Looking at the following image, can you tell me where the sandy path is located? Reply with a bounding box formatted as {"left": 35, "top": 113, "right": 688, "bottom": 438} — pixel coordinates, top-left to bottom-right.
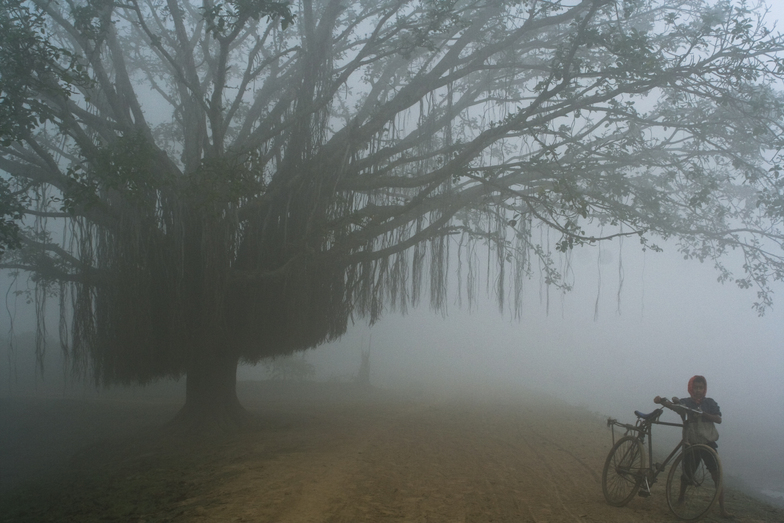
{"left": 165, "top": 391, "right": 778, "bottom": 523}
{"left": 1, "top": 386, "right": 781, "bottom": 523}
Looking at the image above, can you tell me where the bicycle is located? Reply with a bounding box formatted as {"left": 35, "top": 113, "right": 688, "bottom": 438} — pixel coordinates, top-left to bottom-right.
{"left": 601, "top": 398, "right": 723, "bottom": 521}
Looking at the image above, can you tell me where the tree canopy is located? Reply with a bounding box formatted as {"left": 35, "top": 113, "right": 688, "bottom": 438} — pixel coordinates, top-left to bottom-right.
{"left": 1, "top": 0, "right": 783, "bottom": 425}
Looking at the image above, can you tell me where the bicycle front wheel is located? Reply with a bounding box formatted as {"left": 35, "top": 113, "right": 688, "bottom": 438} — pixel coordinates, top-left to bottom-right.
{"left": 602, "top": 436, "right": 646, "bottom": 506}
{"left": 666, "top": 444, "right": 722, "bottom": 521}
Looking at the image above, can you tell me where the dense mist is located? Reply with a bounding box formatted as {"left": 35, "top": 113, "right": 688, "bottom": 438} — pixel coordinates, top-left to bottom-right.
{"left": 2, "top": 218, "right": 782, "bottom": 508}
{"left": 276, "top": 240, "right": 784, "bottom": 504}
{"left": 2, "top": 0, "right": 784, "bottom": 515}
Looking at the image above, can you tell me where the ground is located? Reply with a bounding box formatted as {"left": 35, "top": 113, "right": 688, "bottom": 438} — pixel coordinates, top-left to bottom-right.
{"left": 0, "top": 382, "right": 781, "bottom": 523}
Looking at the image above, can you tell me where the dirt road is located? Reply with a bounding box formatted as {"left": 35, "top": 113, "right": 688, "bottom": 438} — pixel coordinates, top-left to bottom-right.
{"left": 1, "top": 383, "right": 781, "bottom": 523}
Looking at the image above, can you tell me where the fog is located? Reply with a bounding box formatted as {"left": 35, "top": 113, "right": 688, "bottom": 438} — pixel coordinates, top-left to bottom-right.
{"left": 235, "top": 239, "right": 784, "bottom": 503}
{"left": 2, "top": 0, "right": 784, "bottom": 511}
{"left": 262, "top": 2, "right": 781, "bottom": 504}
{"left": 2, "top": 238, "right": 781, "bottom": 504}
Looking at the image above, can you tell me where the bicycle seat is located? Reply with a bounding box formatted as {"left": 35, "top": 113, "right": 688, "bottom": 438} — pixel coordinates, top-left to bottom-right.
{"left": 634, "top": 410, "right": 659, "bottom": 420}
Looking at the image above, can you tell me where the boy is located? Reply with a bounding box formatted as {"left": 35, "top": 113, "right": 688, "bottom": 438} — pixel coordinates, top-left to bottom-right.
{"left": 662, "top": 375, "right": 732, "bottom": 519}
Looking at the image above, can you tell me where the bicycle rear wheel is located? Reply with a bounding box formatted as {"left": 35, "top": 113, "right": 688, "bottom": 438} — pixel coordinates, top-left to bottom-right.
{"left": 602, "top": 436, "right": 646, "bottom": 506}
{"left": 666, "top": 444, "right": 722, "bottom": 521}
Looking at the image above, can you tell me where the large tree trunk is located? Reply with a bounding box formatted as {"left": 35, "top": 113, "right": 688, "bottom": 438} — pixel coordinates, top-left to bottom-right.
{"left": 170, "top": 350, "right": 248, "bottom": 432}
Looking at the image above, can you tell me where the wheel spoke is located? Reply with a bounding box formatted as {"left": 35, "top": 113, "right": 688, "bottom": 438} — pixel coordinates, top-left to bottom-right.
{"left": 666, "top": 444, "right": 722, "bottom": 520}
{"left": 602, "top": 437, "right": 645, "bottom": 507}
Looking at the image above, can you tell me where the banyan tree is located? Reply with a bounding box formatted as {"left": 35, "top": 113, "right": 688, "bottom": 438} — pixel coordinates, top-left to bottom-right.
{"left": 1, "top": 0, "right": 784, "bottom": 428}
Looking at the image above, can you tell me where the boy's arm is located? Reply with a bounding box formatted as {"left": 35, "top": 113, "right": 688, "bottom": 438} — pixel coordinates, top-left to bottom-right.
{"left": 701, "top": 412, "right": 722, "bottom": 423}
{"left": 653, "top": 397, "right": 722, "bottom": 423}
{"left": 701, "top": 399, "right": 722, "bottom": 423}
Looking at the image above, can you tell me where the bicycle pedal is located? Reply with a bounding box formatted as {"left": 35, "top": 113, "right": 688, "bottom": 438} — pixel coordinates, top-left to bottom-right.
{"left": 638, "top": 489, "right": 651, "bottom": 497}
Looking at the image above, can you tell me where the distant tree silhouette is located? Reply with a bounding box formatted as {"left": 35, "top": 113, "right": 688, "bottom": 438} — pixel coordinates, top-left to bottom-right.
{"left": 357, "top": 350, "right": 370, "bottom": 387}
{"left": 264, "top": 355, "right": 316, "bottom": 382}
{"left": 1, "top": 0, "right": 784, "bottom": 429}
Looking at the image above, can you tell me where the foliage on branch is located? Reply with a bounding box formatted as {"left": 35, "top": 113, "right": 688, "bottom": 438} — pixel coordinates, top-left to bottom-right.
{"left": 0, "top": 0, "right": 783, "bottom": 387}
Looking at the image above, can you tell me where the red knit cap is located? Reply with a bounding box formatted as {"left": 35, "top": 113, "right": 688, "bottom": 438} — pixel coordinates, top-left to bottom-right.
{"left": 688, "top": 375, "right": 706, "bottom": 404}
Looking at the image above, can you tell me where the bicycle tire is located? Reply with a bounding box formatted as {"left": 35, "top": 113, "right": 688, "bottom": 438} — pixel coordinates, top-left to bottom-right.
{"left": 665, "top": 444, "right": 722, "bottom": 521}
{"left": 602, "top": 435, "right": 646, "bottom": 506}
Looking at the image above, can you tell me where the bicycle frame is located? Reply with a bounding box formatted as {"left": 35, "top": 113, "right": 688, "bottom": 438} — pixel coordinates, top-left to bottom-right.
{"left": 607, "top": 407, "right": 686, "bottom": 488}
{"left": 603, "top": 402, "right": 723, "bottom": 519}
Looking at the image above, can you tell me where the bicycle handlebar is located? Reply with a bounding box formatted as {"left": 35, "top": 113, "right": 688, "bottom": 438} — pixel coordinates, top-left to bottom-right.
{"left": 653, "top": 396, "right": 703, "bottom": 417}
